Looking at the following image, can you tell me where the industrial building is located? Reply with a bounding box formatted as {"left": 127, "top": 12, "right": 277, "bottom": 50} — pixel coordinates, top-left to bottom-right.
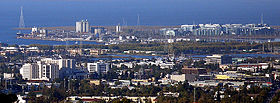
{"left": 76, "top": 19, "right": 90, "bottom": 33}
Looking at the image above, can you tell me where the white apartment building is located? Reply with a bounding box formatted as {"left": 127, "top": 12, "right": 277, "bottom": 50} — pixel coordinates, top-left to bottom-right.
{"left": 20, "top": 63, "right": 40, "bottom": 80}
{"left": 41, "top": 58, "right": 75, "bottom": 70}
{"left": 20, "top": 62, "right": 59, "bottom": 80}
{"left": 41, "top": 63, "right": 59, "bottom": 80}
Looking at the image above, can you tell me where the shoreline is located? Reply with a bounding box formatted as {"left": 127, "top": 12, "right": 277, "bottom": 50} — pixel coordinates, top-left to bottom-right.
{"left": 17, "top": 36, "right": 105, "bottom": 43}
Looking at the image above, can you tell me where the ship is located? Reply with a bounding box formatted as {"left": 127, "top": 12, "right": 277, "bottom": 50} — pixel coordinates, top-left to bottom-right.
{"left": 16, "top": 31, "right": 24, "bottom": 37}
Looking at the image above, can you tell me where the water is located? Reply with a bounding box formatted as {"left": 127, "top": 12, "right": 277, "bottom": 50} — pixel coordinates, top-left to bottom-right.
{"left": 89, "top": 54, "right": 158, "bottom": 61}
{"left": 106, "top": 54, "right": 158, "bottom": 59}
{"left": 91, "top": 58, "right": 129, "bottom": 61}
{"left": 230, "top": 54, "right": 280, "bottom": 58}
{"left": 191, "top": 54, "right": 280, "bottom": 58}
{"left": 0, "top": 0, "right": 280, "bottom": 45}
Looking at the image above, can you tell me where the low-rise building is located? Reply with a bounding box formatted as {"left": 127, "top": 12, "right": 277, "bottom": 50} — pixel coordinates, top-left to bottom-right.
{"left": 3, "top": 73, "right": 14, "bottom": 79}
{"left": 236, "top": 63, "right": 269, "bottom": 72}
{"left": 205, "top": 54, "right": 232, "bottom": 64}
{"left": 89, "top": 80, "right": 101, "bottom": 85}
{"left": 181, "top": 67, "right": 207, "bottom": 82}
{"left": 66, "top": 96, "right": 157, "bottom": 103}
{"left": 170, "top": 74, "right": 186, "bottom": 82}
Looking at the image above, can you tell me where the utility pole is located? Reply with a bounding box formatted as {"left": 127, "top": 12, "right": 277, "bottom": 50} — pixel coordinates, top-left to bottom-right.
{"left": 65, "top": 32, "right": 69, "bottom": 55}
{"left": 194, "top": 87, "right": 196, "bottom": 103}
{"left": 5, "top": 79, "right": 7, "bottom": 90}
{"left": 68, "top": 79, "right": 71, "bottom": 92}
{"left": 263, "top": 43, "right": 265, "bottom": 52}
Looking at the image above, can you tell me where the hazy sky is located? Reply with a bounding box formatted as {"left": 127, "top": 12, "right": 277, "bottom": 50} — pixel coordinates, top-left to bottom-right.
{"left": 0, "top": 0, "right": 280, "bottom": 26}
{"left": 0, "top": 0, "right": 279, "bottom": 44}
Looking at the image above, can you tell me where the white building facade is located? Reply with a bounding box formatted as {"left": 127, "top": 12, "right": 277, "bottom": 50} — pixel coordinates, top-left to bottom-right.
{"left": 87, "top": 62, "right": 110, "bottom": 74}
{"left": 20, "top": 62, "right": 60, "bottom": 80}
{"left": 76, "top": 20, "right": 90, "bottom": 33}
{"left": 20, "top": 63, "right": 40, "bottom": 80}
{"left": 41, "top": 58, "right": 75, "bottom": 70}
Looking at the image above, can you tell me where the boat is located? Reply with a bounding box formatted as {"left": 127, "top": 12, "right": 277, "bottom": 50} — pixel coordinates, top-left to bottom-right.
{"left": 16, "top": 31, "right": 24, "bottom": 36}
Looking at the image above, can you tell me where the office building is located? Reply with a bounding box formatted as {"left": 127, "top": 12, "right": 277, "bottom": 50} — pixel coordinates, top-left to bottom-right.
{"left": 87, "top": 62, "right": 110, "bottom": 74}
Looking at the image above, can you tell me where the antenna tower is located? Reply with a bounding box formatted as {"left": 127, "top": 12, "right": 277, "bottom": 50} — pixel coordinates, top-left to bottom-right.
{"left": 137, "top": 14, "right": 140, "bottom": 29}
{"left": 261, "top": 13, "right": 264, "bottom": 24}
{"left": 19, "top": 6, "right": 25, "bottom": 28}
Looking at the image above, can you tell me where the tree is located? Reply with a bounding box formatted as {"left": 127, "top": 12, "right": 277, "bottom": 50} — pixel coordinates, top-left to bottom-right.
{"left": 0, "top": 93, "right": 17, "bottom": 103}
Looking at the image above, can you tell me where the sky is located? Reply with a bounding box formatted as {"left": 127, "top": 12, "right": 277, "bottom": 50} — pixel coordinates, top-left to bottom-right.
{"left": 0, "top": 0, "right": 280, "bottom": 26}
{"left": 0, "top": 0, "right": 279, "bottom": 44}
